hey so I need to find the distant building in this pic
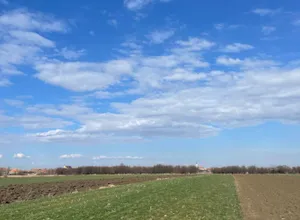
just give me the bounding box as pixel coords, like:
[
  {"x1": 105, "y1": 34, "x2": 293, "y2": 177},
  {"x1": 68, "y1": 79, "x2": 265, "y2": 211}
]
[
  {"x1": 9, "y1": 168, "x2": 20, "y2": 175},
  {"x1": 196, "y1": 163, "x2": 210, "y2": 173},
  {"x1": 64, "y1": 165, "x2": 72, "y2": 169},
  {"x1": 198, "y1": 166, "x2": 208, "y2": 172},
  {"x1": 31, "y1": 168, "x2": 48, "y2": 175}
]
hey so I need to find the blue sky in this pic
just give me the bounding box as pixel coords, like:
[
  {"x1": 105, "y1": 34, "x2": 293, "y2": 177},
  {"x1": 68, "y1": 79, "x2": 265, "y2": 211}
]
[{"x1": 1, "y1": 0, "x2": 300, "y2": 169}]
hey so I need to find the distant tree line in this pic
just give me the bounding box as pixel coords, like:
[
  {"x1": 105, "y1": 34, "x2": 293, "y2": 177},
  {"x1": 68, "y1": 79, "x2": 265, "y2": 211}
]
[
  {"x1": 211, "y1": 165, "x2": 300, "y2": 174},
  {"x1": 3, "y1": 164, "x2": 300, "y2": 176},
  {"x1": 54, "y1": 164, "x2": 199, "y2": 175}
]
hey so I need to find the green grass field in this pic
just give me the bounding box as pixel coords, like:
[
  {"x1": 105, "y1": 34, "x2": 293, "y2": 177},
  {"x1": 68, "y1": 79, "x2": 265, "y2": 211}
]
[
  {"x1": 0, "y1": 175, "x2": 242, "y2": 220},
  {"x1": 0, "y1": 174, "x2": 159, "y2": 187}
]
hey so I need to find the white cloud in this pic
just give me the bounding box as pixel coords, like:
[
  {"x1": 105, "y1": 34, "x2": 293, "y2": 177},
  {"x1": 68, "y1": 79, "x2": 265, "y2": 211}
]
[
  {"x1": 221, "y1": 43, "x2": 254, "y2": 53},
  {"x1": 35, "y1": 60, "x2": 133, "y2": 91},
  {"x1": 174, "y1": 37, "x2": 215, "y2": 52},
  {"x1": 19, "y1": 116, "x2": 73, "y2": 130},
  {"x1": 8, "y1": 30, "x2": 55, "y2": 47},
  {"x1": 262, "y1": 26, "x2": 276, "y2": 35},
  {"x1": 27, "y1": 103, "x2": 92, "y2": 118},
  {"x1": 27, "y1": 129, "x2": 143, "y2": 143},
  {"x1": 0, "y1": 9, "x2": 67, "y2": 86},
  {"x1": 33, "y1": 36, "x2": 213, "y2": 93},
  {"x1": 124, "y1": 0, "x2": 152, "y2": 10},
  {"x1": 31, "y1": 37, "x2": 215, "y2": 101},
  {"x1": 252, "y1": 8, "x2": 280, "y2": 16},
  {"x1": 214, "y1": 23, "x2": 224, "y2": 30},
  {"x1": 214, "y1": 23, "x2": 241, "y2": 31},
  {"x1": 124, "y1": 0, "x2": 172, "y2": 11},
  {"x1": 0, "y1": 154, "x2": 3, "y2": 159},
  {"x1": 0, "y1": 10, "x2": 298, "y2": 146},
  {"x1": 108, "y1": 19, "x2": 118, "y2": 27},
  {"x1": 0, "y1": 78, "x2": 11, "y2": 86},
  {"x1": 92, "y1": 91, "x2": 126, "y2": 99},
  {"x1": 0, "y1": 9, "x2": 66, "y2": 32},
  {"x1": 24, "y1": 61, "x2": 300, "y2": 143},
  {"x1": 60, "y1": 154, "x2": 83, "y2": 159},
  {"x1": 0, "y1": 44, "x2": 40, "y2": 70},
  {"x1": 57, "y1": 47, "x2": 85, "y2": 60},
  {"x1": 13, "y1": 153, "x2": 30, "y2": 159},
  {"x1": 0, "y1": 112, "x2": 73, "y2": 130},
  {"x1": 4, "y1": 99, "x2": 24, "y2": 107},
  {"x1": 147, "y1": 29, "x2": 174, "y2": 44},
  {"x1": 164, "y1": 69, "x2": 206, "y2": 81},
  {"x1": 216, "y1": 56, "x2": 278, "y2": 69},
  {"x1": 92, "y1": 155, "x2": 143, "y2": 160}
]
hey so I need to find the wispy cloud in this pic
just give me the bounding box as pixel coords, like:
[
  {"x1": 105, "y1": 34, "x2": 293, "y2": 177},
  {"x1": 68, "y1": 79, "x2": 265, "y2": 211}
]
[
  {"x1": 124, "y1": 0, "x2": 152, "y2": 11},
  {"x1": 0, "y1": 154, "x2": 3, "y2": 159},
  {"x1": 0, "y1": 9, "x2": 67, "y2": 32},
  {"x1": 0, "y1": 79, "x2": 12, "y2": 87},
  {"x1": 0, "y1": 9, "x2": 68, "y2": 86},
  {"x1": 35, "y1": 60, "x2": 133, "y2": 91},
  {"x1": 214, "y1": 23, "x2": 241, "y2": 31},
  {"x1": 108, "y1": 19, "x2": 118, "y2": 27},
  {"x1": 175, "y1": 37, "x2": 215, "y2": 52},
  {"x1": 221, "y1": 43, "x2": 254, "y2": 53},
  {"x1": 214, "y1": 23, "x2": 224, "y2": 31},
  {"x1": 4, "y1": 99, "x2": 24, "y2": 107},
  {"x1": 124, "y1": 0, "x2": 172, "y2": 11},
  {"x1": 252, "y1": 8, "x2": 281, "y2": 16},
  {"x1": 216, "y1": 56, "x2": 279, "y2": 69},
  {"x1": 147, "y1": 29, "x2": 175, "y2": 44},
  {"x1": 262, "y1": 26, "x2": 276, "y2": 35},
  {"x1": 92, "y1": 156, "x2": 143, "y2": 160},
  {"x1": 57, "y1": 47, "x2": 86, "y2": 60},
  {"x1": 60, "y1": 154, "x2": 83, "y2": 159},
  {"x1": 9, "y1": 30, "x2": 55, "y2": 47},
  {"x1": 164, "y1": 69, "x2": 206, "y2": 81},
  {"x1": 13, "y1": 153, "x2": 30, "y2": 159}
]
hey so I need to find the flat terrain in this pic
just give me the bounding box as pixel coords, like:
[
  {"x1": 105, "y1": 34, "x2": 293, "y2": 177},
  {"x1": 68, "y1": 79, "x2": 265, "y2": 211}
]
[
  {"x1": 0, "y1": 174, "x2": 148, "y2": 187},
  {"x1": 234, "y1": 175, "x2": 300, "y2": 220},
  {"x1": 0, "y1": 175, "x2": 181, "y2": 204},
  {"x1": 0, "y1": 175, "x2": 242, "y2": 220}
]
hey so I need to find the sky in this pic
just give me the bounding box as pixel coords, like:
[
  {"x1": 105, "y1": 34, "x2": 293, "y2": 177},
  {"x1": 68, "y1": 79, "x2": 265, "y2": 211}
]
[{"x1": 1, "y1": 0, "x2": 300, "y2": 169}]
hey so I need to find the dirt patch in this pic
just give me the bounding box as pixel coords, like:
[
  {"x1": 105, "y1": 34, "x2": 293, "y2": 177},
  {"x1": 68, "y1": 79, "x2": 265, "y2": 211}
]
[
  {"x1": 0, "y1": 175, "x2": 182, "y2": 204},
  {"x1": 156, "y1": 177, "x2": 170, "y2": 181},
  {"x1": 234, "y1": 175, "x2": 300, "y2": 220}
]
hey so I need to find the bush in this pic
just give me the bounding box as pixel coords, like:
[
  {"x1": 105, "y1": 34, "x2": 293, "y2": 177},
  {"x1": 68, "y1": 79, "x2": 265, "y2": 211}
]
[
  {"x1": 210, "y1": 165, "x2": 300, "y2": 174},
  {"x1": 54, "y1": 164, "x2": 199, "y2": 175}
]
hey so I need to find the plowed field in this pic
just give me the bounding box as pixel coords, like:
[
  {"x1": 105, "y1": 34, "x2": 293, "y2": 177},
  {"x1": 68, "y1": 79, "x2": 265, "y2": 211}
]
[
  {"x1": 0, "y1": 175, "x2": 180, "y2": 204},
  {"x1": 234, "y1": 175, "x2": 300, "y2": 220}
]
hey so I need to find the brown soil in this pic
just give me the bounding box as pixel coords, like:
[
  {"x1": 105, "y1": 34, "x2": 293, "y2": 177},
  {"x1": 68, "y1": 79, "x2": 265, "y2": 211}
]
[
  {"x1": 234, "y1": 175, "x2": 300, "y2": 220},
  {"x1": 0, "y1": 175, "x2": 181, "y2": 204}
]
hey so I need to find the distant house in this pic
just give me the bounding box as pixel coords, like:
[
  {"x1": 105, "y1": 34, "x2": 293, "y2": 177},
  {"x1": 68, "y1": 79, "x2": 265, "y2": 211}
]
[
  {"x1": 9, "y1": 168, "x2": 20, "y2": 175},
  {"x1": 198, "y1": 166, "x2": 207, "y2": 172},
  {"x1": 31, "y1": 168, "x2": 48, "y2": 175},
  {"x1": 64, "y1": 166, "x2": 72, "y2": 169},
  {"x1": 196, "y1": 163, "x2": 210, "y2": 173}
]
